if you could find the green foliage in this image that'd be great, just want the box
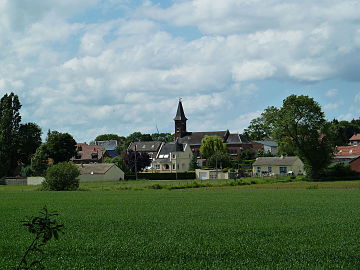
[95,134,125,143]
[243,106,279,140]
[43,162,80,191]
[206,151,231,168]
[0,92,22,177]
[315,163,360,181]
[31,145,49,176]
[189,154,199,170]
[256,149,274,157]
[238,149,256,161]
[328,119,360,146]
[18,123,42,166]
[200,135,228,159]
[46,132,77,163]
[272,95,334,179]
[18,206,64,270]
[151,133,174,143]
[123,150,151,173]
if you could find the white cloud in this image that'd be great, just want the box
[324,103,340,110]
[1,0,360,142]
[326,89,338,97]
[232,61,277,81]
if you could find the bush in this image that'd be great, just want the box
[43,162,80,191]
[313,163,360,181]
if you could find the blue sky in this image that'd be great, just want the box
[0,0,360,142]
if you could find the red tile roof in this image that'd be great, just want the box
[349,134,360,141]
[335,145,360,156]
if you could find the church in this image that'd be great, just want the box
[173,100,252,159]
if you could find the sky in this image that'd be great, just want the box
[1,0,360,143]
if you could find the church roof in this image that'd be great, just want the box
[174,100,187,121]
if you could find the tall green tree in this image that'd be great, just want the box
[243,106,279,140]
[272,95,333,179]
[199,135,227,159]
[46,131,76,163]
[0,93,22,177]
[18,123,42,165]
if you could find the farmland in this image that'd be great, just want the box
[1,184,360,269]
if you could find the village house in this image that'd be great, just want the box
[128,141,163,161]
[333,134,360,164]
[71,143,106,164]
[252,156,305,176]
[151,141,192,173]
[76,163,124,182]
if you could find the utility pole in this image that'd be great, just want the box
[134,144,138,180]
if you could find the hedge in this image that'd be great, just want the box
[125,172,196,180]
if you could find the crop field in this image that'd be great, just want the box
[1,187,360,269]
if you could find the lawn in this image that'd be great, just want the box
[1,186,360,269]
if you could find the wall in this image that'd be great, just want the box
[27,177,45,185]
[195,169,229,180]
[350,157,360,172]
[3,178,27,185]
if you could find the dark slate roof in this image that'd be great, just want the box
[158,142,184,156]
[253,156,300,166]
[174,100,187,121]
[227,133,249,144]
[128,141,162,152]
[178,131,229,145]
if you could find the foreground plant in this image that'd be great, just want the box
[17,206,64,269]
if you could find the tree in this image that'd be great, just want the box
[206,152,231,169]
[31,144,49,176]
[123,150,151,173]
[43,162,80,191]
[243,106,279,140]
[151,133,174,143]
[0,93,22,177]
[272,95,333,179]
[46,132,76,163]
[95,134,125,143]
[17,123,42,165]
[328,119,360,146]
[199,135,227,159]
[189,154,199,171]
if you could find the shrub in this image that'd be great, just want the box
[43,162,80,191]
[313,163,360,181]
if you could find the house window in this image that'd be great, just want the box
[268,166,272,173]
[154,164,160,170]
[91,153,98,159]
[172,154,176,159]
[172,164,176,170]
[256,167,261,174]
[280,167,287,174]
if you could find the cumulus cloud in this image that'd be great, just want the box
[1,0,360,142]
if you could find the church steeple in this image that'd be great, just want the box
[174,99,187,138]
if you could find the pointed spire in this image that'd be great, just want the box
[174,98,187,121]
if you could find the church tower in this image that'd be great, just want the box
[174,99,187,139]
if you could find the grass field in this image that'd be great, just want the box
[1,182,360,269]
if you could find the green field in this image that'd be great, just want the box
[1,183,360,269]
